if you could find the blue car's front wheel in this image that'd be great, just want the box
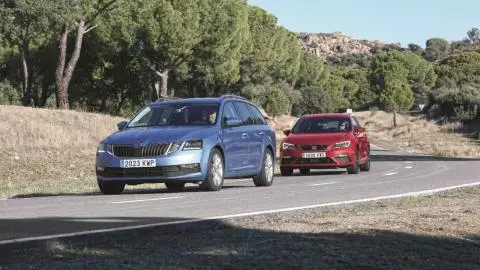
[201,148,225,191]
[165,182,186,192]
[253,149,274,187]
[98,180,125,195]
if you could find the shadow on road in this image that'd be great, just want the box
[8,184,253,199]
[0,217,478,269]
[291,170,347,177]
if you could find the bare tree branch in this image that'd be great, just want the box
[84,24,99,34]
[86,0,119,26]
[172,56,187,68]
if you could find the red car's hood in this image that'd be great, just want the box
[285,132,353,145]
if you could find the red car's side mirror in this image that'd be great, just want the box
[356,127,365,134]
[283,129,291,136]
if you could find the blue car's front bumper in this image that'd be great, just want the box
[96,149,208,184]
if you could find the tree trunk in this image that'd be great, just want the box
[159,69,169,97]
[116,91,127,115]
[393,110,397,128]
[154,80,161,99]
[55,21,86,110]
[39,84,51,108]
[100,97,107,112]
[192,85,197,97]
[30,68,38,107]
[205,82,214,97]
[56,24,68,109]
[20,50,31,106]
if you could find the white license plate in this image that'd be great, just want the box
[122,159,156,168]
[302,152,326,159]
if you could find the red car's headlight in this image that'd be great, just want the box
[333,141,351,148]
[282,143,296,150]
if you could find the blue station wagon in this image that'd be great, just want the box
[96,95,276,194]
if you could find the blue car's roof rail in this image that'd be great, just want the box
[155,97,182,103]
[220,94,247,101]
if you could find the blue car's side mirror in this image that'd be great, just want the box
[117,121,128,130]
[225,118,242,128]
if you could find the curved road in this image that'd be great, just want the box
[1,149,480,244]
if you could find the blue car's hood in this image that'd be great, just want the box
[103,126,217,145]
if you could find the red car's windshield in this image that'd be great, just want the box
[292,117,352,134]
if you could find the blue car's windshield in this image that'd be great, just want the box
[292,117,352,134]
[127,103,219,128]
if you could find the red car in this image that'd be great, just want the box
[279,113,370,176]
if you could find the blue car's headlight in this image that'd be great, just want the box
[183,140,203,151]
[97,143,106,152]
[97,143,113,153]
[166,142,183,155]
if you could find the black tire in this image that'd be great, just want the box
[201,148,224,191]
[300,168,310,175]
[253,149,275,187]
[347,149,360,175]
[360,152,371,172]
[165,182,186,191]
[280,167,294,177]
[98,180,125,195]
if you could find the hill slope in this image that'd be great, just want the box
[298,32,384,58]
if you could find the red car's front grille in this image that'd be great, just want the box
[299,158,334,165]
[282,157,335,165]
[299,144,329,151]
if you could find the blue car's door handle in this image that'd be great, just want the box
[241,133,248,138]
[258,132,265,135]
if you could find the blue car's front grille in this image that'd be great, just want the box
[98,165,200,178]
[112,144,170,158]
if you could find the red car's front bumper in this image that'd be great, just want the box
[280,147,355,169]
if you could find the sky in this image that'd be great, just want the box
[247,0,480,47]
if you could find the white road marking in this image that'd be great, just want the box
[384,172,399,176]
[2,181,480,245]
[370,144,387,151]
[405,166,414,169]
[308,182,338,187]
[111,196,183,204]
[69,218,137,223]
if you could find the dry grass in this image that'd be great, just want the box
[355,111,480,158]
[2,187,479,269]
[0,105,125,198]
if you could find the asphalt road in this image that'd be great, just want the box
[1,149,480,243]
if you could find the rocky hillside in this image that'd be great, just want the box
[298,32,384,58]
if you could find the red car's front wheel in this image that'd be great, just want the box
[347,149,360,174]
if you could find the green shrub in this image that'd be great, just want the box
[0,80,20,105]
